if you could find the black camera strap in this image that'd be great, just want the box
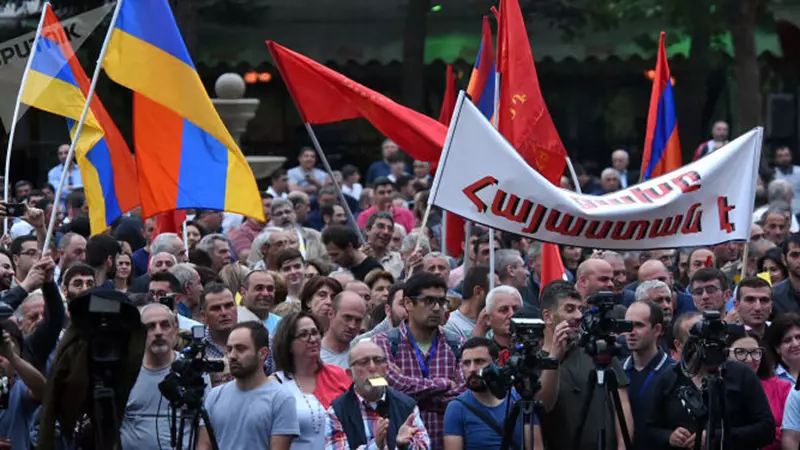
[453,398,521,450]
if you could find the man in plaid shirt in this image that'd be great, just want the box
[373,272,466,450]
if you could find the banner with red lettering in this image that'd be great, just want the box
[430,93,762,250]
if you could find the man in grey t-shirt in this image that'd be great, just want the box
[444,265,493,339]
[198,322,298,449]
[321,291,366,369]
[120,304,210,450]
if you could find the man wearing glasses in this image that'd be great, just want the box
[326,340,430,450]
[373,271,466,450]
[689,268,731,315]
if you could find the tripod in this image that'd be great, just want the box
[694,369,729,450]
[499,369,545,450]
[169,402,219,450]
[92,376,119,450]
[573,342,632,450]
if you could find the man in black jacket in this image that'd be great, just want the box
[644,313,774,449]
[325,340,430,450]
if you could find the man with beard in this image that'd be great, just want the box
[237,270,282,336]
[320,203,347,231]
[0,321,47,450]
[60,263,96,302]
[85,234,121,288]
[120,304,210,449]
[353,283,406,344]
[364,212,403,280]
[444,337,541,450]
[198,322,299,450]
[322,225,382,282]
[373,271,466,450]
[277,248,306,303]
[53,232,86,284]
[0,249,14,292]
[538,280,633,450]
[321,291,366,368]
[326,340,429,450]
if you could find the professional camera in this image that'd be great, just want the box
[159,326,224,410]
[578,292,633,364]
[481,317,558,401]
[681,311,743,377]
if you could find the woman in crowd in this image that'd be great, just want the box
[728,330,791,450]
[272,312,351,450]
[114,251,133,292]
[298,276,341,332]
[305,259,331,278]
[766,312,800,385]
[758,248,787,285]
[364,269,394,315]
[184,220,205,250]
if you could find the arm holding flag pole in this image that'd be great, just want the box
[43,0,124,252]
[302,122,364,245]
[3,3,50,236]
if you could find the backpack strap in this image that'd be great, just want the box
[388,327,401,358]
[453,397,520,450]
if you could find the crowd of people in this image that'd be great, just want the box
[0,127,798,450]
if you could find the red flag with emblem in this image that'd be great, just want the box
[497,0,567,184]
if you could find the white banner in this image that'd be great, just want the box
[430,94,763,250]
[0,3,112,133]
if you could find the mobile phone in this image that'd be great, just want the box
[4,203,25,217]
[157,293,177,311]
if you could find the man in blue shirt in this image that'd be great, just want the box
[623,300,675,449]
[366,139,400,185]
[444,337,541,450]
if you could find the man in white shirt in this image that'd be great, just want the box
[47,144,82,205]
[288,147,327,195]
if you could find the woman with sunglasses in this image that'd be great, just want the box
[727,330,790,450]
[271,311,350,449]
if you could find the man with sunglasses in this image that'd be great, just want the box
[373,271,466,450]
[326,340,429,450]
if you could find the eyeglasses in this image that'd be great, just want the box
[411,295,448,308]
[691,285,720,296]
[19,250,40,257]
[350,356,388,368]
[294,328,321,342]
[730,347,764,362]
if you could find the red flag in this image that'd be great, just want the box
[497,0,567,185]
[267,41,447,163]
[540,242,567,287]
[152,210,187,243]
[438,65,457,124]
[436,65,465,258]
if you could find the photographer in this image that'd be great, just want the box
[120,303,210,449]
[538,280,633,450]
[644,312,774,449]
[0,320,47,450]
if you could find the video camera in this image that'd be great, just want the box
[159,326,224,410]
[578,292,633,362]
[681,311,743,377]
[481,317,558,401]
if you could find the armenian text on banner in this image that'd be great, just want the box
[430,94,762,250]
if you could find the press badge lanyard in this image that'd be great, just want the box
[406,323,438,378]
[625,353,668,400]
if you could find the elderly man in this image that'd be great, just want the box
[481,286,523,366]
[270,198,326,262]
[596,168,621,194]
[611,149,631,188]
[130,233,187,293]
[753,179,800,231]
[54,232,86,284]
[168,263,202,321]
[635,280,675,326]
[326,340,430,450]
[365,212,403,280]
[197,234,232,273]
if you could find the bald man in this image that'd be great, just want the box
[321,291,367,368]
[575,259,615,300]
[624,259,696,316]
[326,340,430,450]
[611,149,631,188]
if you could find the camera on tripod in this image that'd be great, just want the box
[681,311,743,376]
[159,326,224,410]
[481,317,558,401]
[578,292,633,363]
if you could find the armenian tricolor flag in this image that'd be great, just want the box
[21,4,139,234]
[466,16,496,121]
[641,32,682,181]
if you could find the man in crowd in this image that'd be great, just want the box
[10,236,39,288]
[357,177,415,233]
[539,280,633,450]
[200,284,239,359]
[482,286,523,365]
[575,258,615,300]
[86,234,121,288]
[270,198,326,262]
[373,271,465,450]
[320,203,347,231]
[322,225,382,281]
[448,227,487,289]
[600,251,628,294]
[229,192,272,261]
[444,336,540,449]
[366,138,400,184]
[60,263,96,302]
[622,300,673,449]
[687,247,716,282]
[611,149,631,188]
[326,339,430,450]
[198,322,298,449]
[365,212,403,280]
[251,227,289,271]
[197,234,232,274]
[772,233,800,315]
[496,249,532,313]
[774,145,800,214]
[689,268,730,315]
[321,291,366,368]
[120,304,210,449]
[148,271,203,331]
[47,143,82,205]
[277,248,306,303]
[762,203,791,245]
[693,120,729,160]
[168,263,203,322]
[634,280,675,327]
[732,276,773,337]
[353,282,406,343]
[266,168,290,199]
[54,232,85,284]
[445,266,492,339]
[130,251,178,293]
[238,270,282,335]
[288,146,327,195]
